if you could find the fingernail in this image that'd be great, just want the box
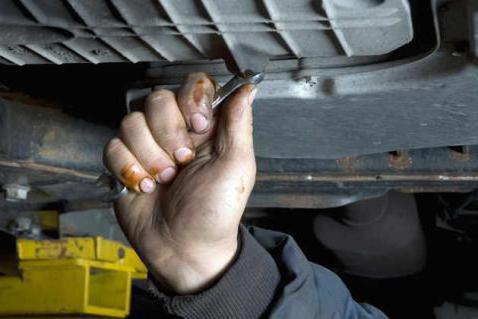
[191,113,209,133]
[158,167,176,184]
[139,177,156,193]
[248,87,257,106]
[174,147,194,163]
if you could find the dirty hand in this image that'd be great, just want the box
[103,73,257,294]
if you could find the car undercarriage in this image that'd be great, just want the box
[1,0,478,318]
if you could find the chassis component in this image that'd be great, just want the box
[0,0,412,65]
[0,0,477,210]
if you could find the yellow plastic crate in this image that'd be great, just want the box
[0,237,147,318]
[16,236,146,275]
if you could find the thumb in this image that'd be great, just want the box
[215,84,257,159]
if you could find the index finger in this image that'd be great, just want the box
[177,72,217,134]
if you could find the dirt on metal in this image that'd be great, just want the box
[388,151,412,169]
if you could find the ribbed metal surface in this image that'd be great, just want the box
[0,0,413,65]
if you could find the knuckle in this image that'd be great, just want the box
[147,89,175,105]
[179,72,216,114]
[104,138,122,155]
[149,112,187,138]
[152,126,190,151]
[156,130,182,148]
[187,72,206,80]
[176,88,192,108]
[148,156,173,171]
[141,153,175,176]
[191,72,215,89]
[177,95,195,112]
[120,112,145,133]
[103,138,123,163]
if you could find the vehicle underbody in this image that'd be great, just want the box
[1,0,478,317]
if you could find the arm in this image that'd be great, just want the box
[103,72,281,318]
[103,72,257,295]
[250,227,388,319]
[148,225,280,318]
[102,73,386,319]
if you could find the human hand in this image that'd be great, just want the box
[103,73,257,294]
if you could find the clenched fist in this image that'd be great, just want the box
[103,73,257,294]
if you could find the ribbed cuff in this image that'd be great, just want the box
[148,225,281,319]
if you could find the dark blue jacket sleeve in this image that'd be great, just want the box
[249,226,387,319]
[150,225,387,318]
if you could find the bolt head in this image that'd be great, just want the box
[3,184,30,201]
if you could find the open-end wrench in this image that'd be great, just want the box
[100,42,269,201]
[98,71,264,202]
[211,70,264,111]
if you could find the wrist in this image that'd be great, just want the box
[149,238,239,294]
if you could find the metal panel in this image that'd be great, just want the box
[322,0,413,56]
[469,0,478,57]
[2,88,478,210]
[0,0,414,65]
[251,54,478,159]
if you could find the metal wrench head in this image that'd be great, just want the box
[211,71,264,110]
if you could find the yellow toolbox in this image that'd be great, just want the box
[0,237,147,318]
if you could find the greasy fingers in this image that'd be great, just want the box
[103,138,156,193]
[177,72,216,134]
[145,90,195,165]
[215,84,257,159]
[119,112,177,184]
